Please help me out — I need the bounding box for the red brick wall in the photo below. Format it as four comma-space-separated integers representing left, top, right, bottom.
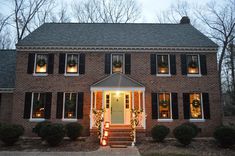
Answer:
12, 50, 221, 137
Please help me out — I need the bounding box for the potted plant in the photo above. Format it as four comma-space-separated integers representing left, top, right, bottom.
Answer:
67, 59, 77, 67
37, 59, 46, 67
160, 100, 168, 108
113, 60, 122, 68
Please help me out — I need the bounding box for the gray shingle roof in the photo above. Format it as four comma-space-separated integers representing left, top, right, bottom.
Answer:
17, 23, 217, 47
91, 73, 144, 88
0, 50, 16, 90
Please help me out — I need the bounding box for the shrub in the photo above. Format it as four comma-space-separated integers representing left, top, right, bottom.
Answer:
65, 123, 83, 141
151, 125, 170, 142
0, 124, 24, 146
173, 125, 194, 146
213, 125, 235, 148
32, 121, 51, 139
40, 123, 65, 146
182, 122, 201, 138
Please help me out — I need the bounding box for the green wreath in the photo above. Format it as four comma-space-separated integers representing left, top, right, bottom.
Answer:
160, 100, 168, 108
113, 60, 122, 68
188, 61, 198, 68
37, 59, 46, 67
192, 99, 200, 108
67, 59, 77, 67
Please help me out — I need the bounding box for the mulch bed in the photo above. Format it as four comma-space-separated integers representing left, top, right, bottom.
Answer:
0, 137, 100, 152
137, 138, 235, 156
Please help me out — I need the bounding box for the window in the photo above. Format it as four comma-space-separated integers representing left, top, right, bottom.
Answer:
34, 54, 48, 74
158, 93, 171, 119
125, 94, 130, 109
31, 93, 46, 119
106, 94, 110, 109
187, 55, 200, 74
65, 54, 79, 75
64, 93, 77, 119
112, 54, 124, 73
190, 93, 203, 119
157, 55, 170, 74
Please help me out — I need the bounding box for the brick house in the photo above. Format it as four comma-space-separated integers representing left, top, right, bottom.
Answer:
0, 17, 221, 145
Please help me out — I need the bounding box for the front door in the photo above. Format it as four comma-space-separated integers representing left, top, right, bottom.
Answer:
111, 92, 124, 124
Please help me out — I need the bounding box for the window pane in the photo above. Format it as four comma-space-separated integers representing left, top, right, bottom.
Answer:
125, 94, 129, 109
190, 93, 202, 119
106, 94, 110, 109
66, 54, 79, 74
32, 93, 45, 118
158, 93, 171, 119
35, 54, 48, 73
64, 93, 77, 119
112, 54, 123, 73
187, 55, 199, 74
157, 55, 169, 74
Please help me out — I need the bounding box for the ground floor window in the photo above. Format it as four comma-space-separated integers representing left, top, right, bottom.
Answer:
63, 93, 77, 119
31, 93, 46, 119
158, 93, 171, 119
190, 93, 203, 119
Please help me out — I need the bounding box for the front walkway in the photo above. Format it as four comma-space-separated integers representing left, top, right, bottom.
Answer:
0, 146, 141, 156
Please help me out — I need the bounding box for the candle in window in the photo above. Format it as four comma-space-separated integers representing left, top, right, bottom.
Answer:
162, 113, 167, 118
36, 112, 42, 117
68, 112, 73, 117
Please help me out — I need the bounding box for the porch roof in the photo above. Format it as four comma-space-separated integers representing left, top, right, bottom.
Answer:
91, 73, 145, 91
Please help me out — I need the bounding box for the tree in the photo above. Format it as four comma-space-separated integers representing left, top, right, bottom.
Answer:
0, 13, 13, 49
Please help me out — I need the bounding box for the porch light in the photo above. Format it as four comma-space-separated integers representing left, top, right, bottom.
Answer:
101, 138, 107, 146
105, 122, 110, 129
104, 130, 109, 137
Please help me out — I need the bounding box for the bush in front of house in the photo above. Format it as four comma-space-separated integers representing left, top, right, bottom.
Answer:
213, 125, 235, 148
151, 125, 170, 142
65, 123, 83, 141
0, 124, 24, 146
173, 125, 194, 146
32, 121, 51, 139
182, 122, 201, 138
40, 123, 65, 146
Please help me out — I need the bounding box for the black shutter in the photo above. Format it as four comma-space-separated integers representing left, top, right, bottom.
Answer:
170, 55, 176, 75
59, 53, 65, 74
200, 55, 207, 75
152, 93, 158, 119
56, 92, 64, 119
150, 54, 156, 75
48, 54, 54, 74
125, 53, 131, 74
45, 92, 52, 119
23, 92, 32, 119
27, 53, 35, 74
77, 92, 84, 119
202, 93, 210, 119
181, 54, 187, 75
79, 53, 85, 74
171, 93, 178, 119
105, 53, 111, 74
183, 93, 190, 119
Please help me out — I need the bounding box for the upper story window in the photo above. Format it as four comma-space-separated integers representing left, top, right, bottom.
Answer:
31, 93, 46, 119
189, 93, 203, 119
158, 93, 171, 119
64, 93, 77, 119
112, 54, 124, 73
35, 54, 48, 74
157, 55, 170, 75
65, 54, 79, 75
187, 55, 200, 75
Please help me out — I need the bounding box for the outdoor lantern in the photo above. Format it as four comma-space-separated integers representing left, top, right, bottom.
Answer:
104, 130, 109, 137
105, 122, 110, 129
101, 138, 107, 146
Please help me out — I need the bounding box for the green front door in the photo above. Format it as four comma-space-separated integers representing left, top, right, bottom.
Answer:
111, 93, 124, 124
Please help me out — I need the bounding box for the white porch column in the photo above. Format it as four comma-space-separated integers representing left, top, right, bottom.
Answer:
131, 91, 136, 146
142, 91, 146, 129
100, 91, 105, 142
90, 91, 94, 129
138, 91, 141, 110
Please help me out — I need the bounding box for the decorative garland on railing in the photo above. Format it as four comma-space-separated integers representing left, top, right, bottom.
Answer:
92, 109, 105, 138
130, 108, 143, 140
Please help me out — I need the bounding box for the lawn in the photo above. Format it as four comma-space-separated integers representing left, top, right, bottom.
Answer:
137, 138, 235, 156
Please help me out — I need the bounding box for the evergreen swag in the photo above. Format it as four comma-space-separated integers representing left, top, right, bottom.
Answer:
158, 62, 168, 68
160, 100, 169, 108
37, 59, 46, 67
192, 99, 200, 108
113, 60, 122, 68
65, 99, 75, 111
188, 61, 198, 68
35, 100, 44, 109
67, 59, 77, 67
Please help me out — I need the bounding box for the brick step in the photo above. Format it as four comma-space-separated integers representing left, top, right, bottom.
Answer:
109, 136, 133, 141
109, 128, 132, 132
109, 140, 133, 146
109, 132, 131, 137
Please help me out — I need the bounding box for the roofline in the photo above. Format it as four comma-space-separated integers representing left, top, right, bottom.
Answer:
90, 87, 145, 91
0, 88, 14, 93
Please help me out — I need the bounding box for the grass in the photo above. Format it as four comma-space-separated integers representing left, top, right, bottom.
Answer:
143, 153, 195, 156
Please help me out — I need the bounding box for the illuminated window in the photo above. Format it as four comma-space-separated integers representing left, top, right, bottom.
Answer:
187, 55, 200, 74
158, 93, 171, 119
64, 93, 77, 119
112, 54, 124, 73
190, 93, 203, 119
66, 54, 79, 74
35, 54, 48, 74
31, 93, 46, 119
106, 94, 110, 109
157, 55, 169, 74
125, 94, 130, 109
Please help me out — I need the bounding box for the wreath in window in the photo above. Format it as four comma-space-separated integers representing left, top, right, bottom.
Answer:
65, 99, 75, 111
35, 100, 44, 110
113, 60, 122, 68
188, 61, 198, 68
67, 59, 77, 67
159, 62, 168, 68
37, 59, 46, 67
192, 99, 200, 108
159, 100, 169, 108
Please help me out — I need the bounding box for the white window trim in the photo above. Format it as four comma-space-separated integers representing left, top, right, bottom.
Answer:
33, 53, 48, 76
64, 53, 79, 76
111, 53, 125, 74
62, 92, 78, 121
189, 93, 205, 121
29, 92, 45, 122
157, 93, 173, 121
187, 54, 201, 77
156, 54, 171, 76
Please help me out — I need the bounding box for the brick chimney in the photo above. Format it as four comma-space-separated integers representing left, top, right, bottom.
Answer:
180, 16, 190, 24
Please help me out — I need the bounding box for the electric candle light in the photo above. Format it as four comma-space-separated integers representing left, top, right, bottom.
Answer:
101, 138, 107, 146
36, 112, 42, 117
37, 65, 47, 73
105, 122, 110, 129
104, 130, 108, 137
68, 112, 73, 117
